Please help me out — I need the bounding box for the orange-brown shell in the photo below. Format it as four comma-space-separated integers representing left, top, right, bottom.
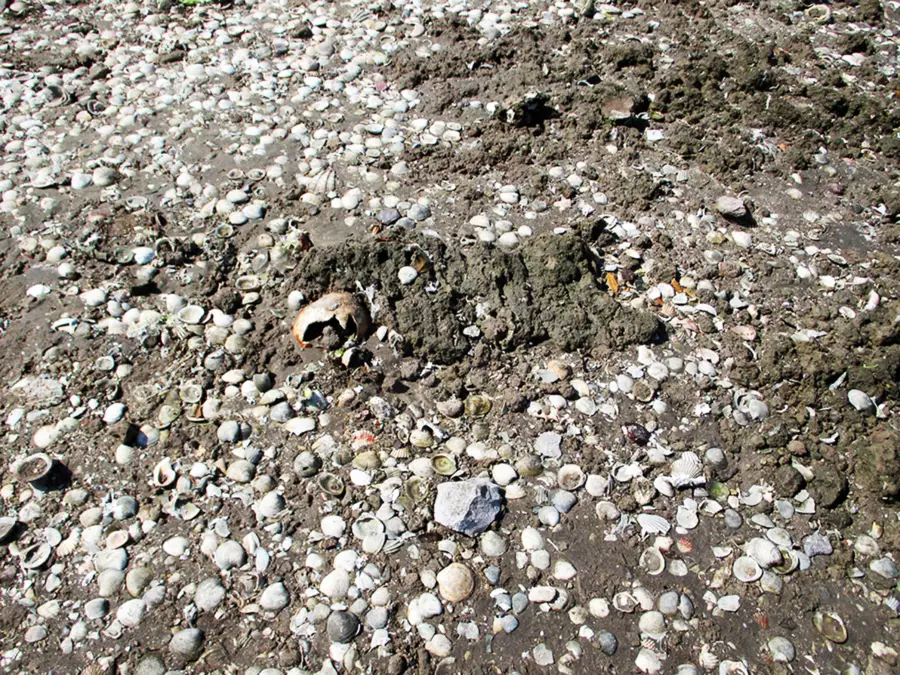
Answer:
291, 292, 370, 346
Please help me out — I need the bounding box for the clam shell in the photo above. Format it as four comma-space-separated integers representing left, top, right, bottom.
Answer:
464, 394, 492, 418
431, 454, 457, 476
106, 530, 130, 550
436, 562, 475, 603
317, 472, 345, 497
352, 451, 381, 470
0, 517, 19, 545
612, 591, 638, 613
153, 458, 177, 488
302, 167, 337, 195
732, 556, 762, 582
772, 547, 799, 575
11, 453, 54, 484
179, 383, 204, 404
291, 292, 370, 345
813, 611, 847, 643
744, 538, 782, 569
639, 547, 666, 576
351, 515, 385, 540
675, 506, 699, 530
21, 542, 52, 570
557, 464, 585, 491
215, 224, 234, 239
515, 455, 544, 477
177, 305, 206, 325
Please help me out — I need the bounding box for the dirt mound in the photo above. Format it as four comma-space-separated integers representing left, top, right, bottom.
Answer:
293, 227, 661, 363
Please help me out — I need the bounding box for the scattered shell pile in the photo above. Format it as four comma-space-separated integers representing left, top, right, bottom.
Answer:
1, 0, 898, 674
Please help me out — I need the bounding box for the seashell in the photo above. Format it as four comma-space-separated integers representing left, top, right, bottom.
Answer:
847, 389, 875, 413
464, 394, 492, 418
352, 451, 381, 470
158, 404, 180, 427
303, 167, 337, 195
516, 455, 544, 477
106, 530, 129, 550
596, 500, 620, 521
227, 169, 245, 181
639, 547, 665, 576
767, 637, 795, 663
391, 447, 411, 460
653, 476, 675, 498
638, 610, 666, 636
436, 562, 475, 603
11, 453, 54, 485
670, 452, 703, 483
613, 591, 638, 613
177, 305, 206, 325
236, 275, 261, 291
352, 515, 385, 540
636, 513, 670, 536
744, 538, 782, 569
772, 547, 799, 575
675, 505, 699, 530
812, 611, 847, 643
431, 454, 457, 476
398, 477, 429, 510
732, 556, 762, 583
179, 383, 204, 404
557, 464, 585, 491
247, 168, 267, 182
317, 473, 345, 497
326, 609, 359, 644
632, 477, 656, 506
635, 648, 662, 674
153, 458, 177, 488
632, 381, 655, 403
409, 429, 434, 448
0, 517, 19, 545
292, 293, 370, 346
21, 542, 53, 570
293, 451, 322, 477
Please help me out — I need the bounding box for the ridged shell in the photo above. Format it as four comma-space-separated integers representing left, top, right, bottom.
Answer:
632, 477, 656, 506
352, 451, 381, 470
557, 464, 585, 491
436, 563, 475, 603
292, 292, 370, 345
636, 513, 671, 536
177, 305, 205, 325
302, 167, 337, 195
670, 452, 702, 479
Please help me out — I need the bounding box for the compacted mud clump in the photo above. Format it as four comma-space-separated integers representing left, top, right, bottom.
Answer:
294, 228, 661, 363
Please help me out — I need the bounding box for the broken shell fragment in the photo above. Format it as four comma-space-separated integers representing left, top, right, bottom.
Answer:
557, 464, 585, 491
292, 292, 370, 346
639, 547, 666, 576
153, 459, 177, 488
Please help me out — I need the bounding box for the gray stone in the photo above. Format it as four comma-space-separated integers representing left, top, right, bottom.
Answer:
433, 479, 503, 537
135, 656, 166, 675
217, 420, 241, 443
126, 567, 153, 597
195, 578, 226, 611
535, 432, 561, 459
84, 598, 109, 620
715, 195, 747, 219
169, 628, 205, 662
112, 495, 139, 520
803, 531, 833, 557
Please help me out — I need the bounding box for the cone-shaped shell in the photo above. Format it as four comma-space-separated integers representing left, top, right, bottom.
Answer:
292, 292, 370, 345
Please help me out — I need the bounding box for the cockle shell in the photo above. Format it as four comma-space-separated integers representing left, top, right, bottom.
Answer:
744, 538, 782, 568
436, 563, 475, 603
292, 293, 370, 345
637, 514, 671, 536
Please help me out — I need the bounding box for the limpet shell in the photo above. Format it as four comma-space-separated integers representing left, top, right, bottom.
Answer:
813, 611, 847, 643
557, 464, 585, 491
11, 453, 54, 486
437, 562, 475, 603
464, 394, 492, 418
639, 547, 666, 576
431, 454, 457, 476
317, 472, 345, 497
177, 305, 206, 325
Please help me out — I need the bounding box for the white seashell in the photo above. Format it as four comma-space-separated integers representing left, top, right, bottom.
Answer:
675, 506, 699, 530
670, 452, 702, 478
557, 464, 585, 491
636, 513, 671, 536
632, 477, 657, 506
178, 305, 206, 325
635, 648, 662, 674
732, 556, 762, 583
613, 462, 643, 483
639, 547, 665, 576
302, 167, 337, 195
638, 610, 666, 635
848, 389, 875, 413
596, 501, 620, 521
153, 458, 177, 488
654, 476, 675, 498
613, 591, 638, 613
717, 595, 741, 612
744, 538, 782, 568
